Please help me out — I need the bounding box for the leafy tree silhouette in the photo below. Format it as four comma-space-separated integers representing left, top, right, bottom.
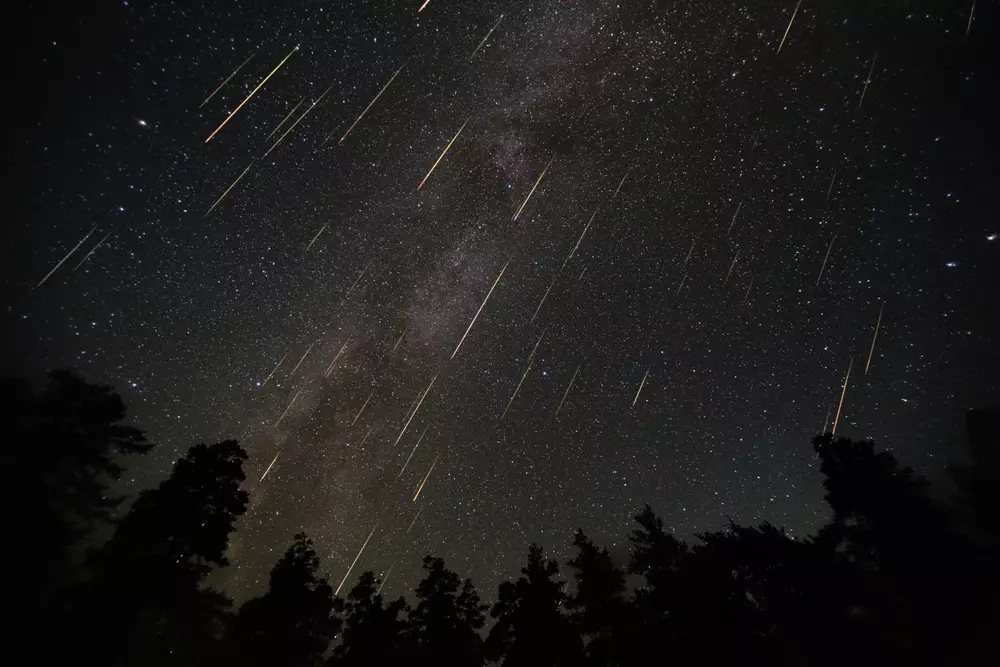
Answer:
224, 532, 340, 667
565, 529, 627, 666
73, 440, 249, 667
407, 555, 487, 666
327, 571, 410, 666
487, 543, 582, 667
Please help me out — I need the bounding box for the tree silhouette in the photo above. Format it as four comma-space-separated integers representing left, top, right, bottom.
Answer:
487, 543, 582, 667
407, 556, 487, 666
565, 529, 626, 665
224, 533, 340, 667
328, 571, 410, 667
73, 440, 249, 667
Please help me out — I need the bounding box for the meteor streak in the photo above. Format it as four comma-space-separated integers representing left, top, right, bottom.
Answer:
264, 85, 333, 157
398, 425, 428, 477
340, 65, 405, 144
352, 391, 374, 426
612, 167, 632, 201
632, 368, 650, 408
501, 329, 547, 420
513, 158, 553, 221
393, 375, 437, 448
469, 14, 504, 61
205, 45, 298, 143
776, 0, 802, 54
743, 276, 754, 305
359, 426, 374, 448
531, 274, 557, 323
259, 449, 281, 483
824, 169, 838, 207
289, 342, 315, 378
346, 260, 373, 296
412, 455, 440, 502
554, 364, 581, 419
967, 1, 976, 36
451, 262, 508, 359
418, 0, 432, 12
567, 206, 600, 262
274, 389, 302, 427
377, 563, 394, 595
406, 508, 423, 534
336, 520, 379, 596
261, 354, 287, 387
305, 224, 328, 251
682, 238, 698, 271
675, 273, 687, 296
73, 231, 112, 271
206, 161, 255, 216
816, 235, 836, 287
865, 301, 886, 374
858, 52, 878, 109
418, 119, 469, 190
728, 202, 742, 234
200, 51, 256, 109
265, 97, 305, 142
37, 226, 96, 287
393, 325, 409, 351
724, 250, 740, 285
822, 404, 833, 434
325, 341, 350, 378
831, 359, 853, 436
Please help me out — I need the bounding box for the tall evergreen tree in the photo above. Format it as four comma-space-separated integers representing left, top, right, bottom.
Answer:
487, 544, 582, 667
225, 533, 340, 667
73, 440, 249, 667
328, 571, 410, 667
565, 530, 626, 665
407, 556, 487, 666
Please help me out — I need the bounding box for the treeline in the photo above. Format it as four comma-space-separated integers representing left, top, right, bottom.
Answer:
5, 371, 999, 666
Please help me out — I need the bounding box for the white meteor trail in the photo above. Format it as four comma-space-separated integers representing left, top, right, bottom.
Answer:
501, 329, 547, 420
264, 85, 333, 157
418, 119, 469, 190
451, 262, 508, 359
393, 325, 409, 351
206, 161, 255, 216
777, 0, 802, 54
352, 391, 374, 426
346, 260, 373, 296
469, 14, 504, 61
832, 359, 853, 436
675, 273, 688, 296
865, 301, 886, 375
340, 65, 405, 144
554, 364, 581, 419
728, 202, 743, 235
567, 206, 600, 262
289, 343, 315, 378
205, 45, 298, 143
743, 276, 754, 305
274, 389, 302, 427
398, 425, 428, 478
816, 235, 836, 287
857, 52, 878, 109
612, 167, 632, 201
682, 237, 698, 271
261, 354, 287, 387
531, 274, 558, 323
73, 230, 112, 271
724, 250, 741, 286
418, 0, 432, 12
513, 158, 553, 221
377, 563, 394, 595
393, 375, 437, 448
824, 169, 838, 207
37, 225, 97, 287
325, 340, 350, 378
201, 51, 256, 109
967, 1, 976, 36
305, 224, 328, 251
265, 97, 304, 143
406, 508, 423, 534
632, 368, 650, 408
359, 426, 374, 448
259, 449, 281, 483
413, 455, 440, 502
336, 520, 379, 596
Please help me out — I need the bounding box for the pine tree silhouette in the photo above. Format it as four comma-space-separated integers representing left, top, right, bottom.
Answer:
328, 571, 410, 666
565, 529, 627, 666
407, 555, 487, 666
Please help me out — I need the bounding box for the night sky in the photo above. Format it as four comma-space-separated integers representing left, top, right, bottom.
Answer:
5, 0, 999, 602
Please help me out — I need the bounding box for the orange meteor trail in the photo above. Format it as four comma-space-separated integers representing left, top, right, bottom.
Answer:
305, 224, 328, 251
261, 354, 287, 387
352, 391, 374, 426
398, 425, 428, 478
865, 301, 886, 374
325, 341, 350, 378
632, 368, 650, 408
259, 449, 281, 483
816, 235, 836, 287
393, 375, 437, 448
451, 262, 508, 359
418, 119, 469, 190
418, 0, 432, 12
777, 0, 802, 54
412, 455, 440, 502
469, 14, 504, 61
289, 342, 315, 378
265, 97, 305, 143
513, 158, 553, 221
205, 45, 298, 143
554, 364, 581, 419
201, 51, 256, 109
73, 230, 112, 272
340, 66, 405, 144
205, 161, 256, 216
336, 520, 379, 596
37, 225, 96, 287
831, 359, 853, 436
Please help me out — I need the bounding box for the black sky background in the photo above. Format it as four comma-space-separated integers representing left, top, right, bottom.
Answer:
4, 0, 999, 600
